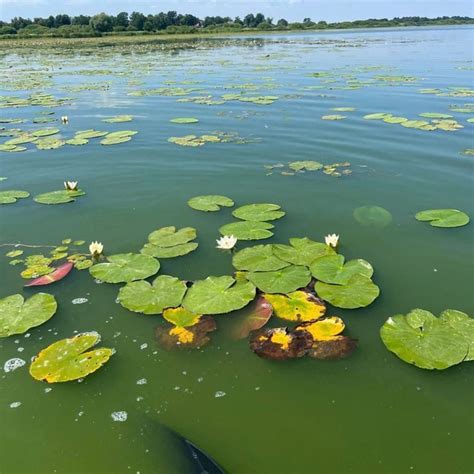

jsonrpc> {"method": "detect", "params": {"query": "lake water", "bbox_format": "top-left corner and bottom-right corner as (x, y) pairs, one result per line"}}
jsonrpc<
(0, 26), (473, 473)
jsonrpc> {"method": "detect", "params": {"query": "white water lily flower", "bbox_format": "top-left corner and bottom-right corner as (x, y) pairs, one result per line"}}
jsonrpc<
(64, 181), (78, 191)
(89, 241), (104, 256)
(61, 116), (68, 124)
(216, 235), (237, 250)
(325, 233), (339, 248)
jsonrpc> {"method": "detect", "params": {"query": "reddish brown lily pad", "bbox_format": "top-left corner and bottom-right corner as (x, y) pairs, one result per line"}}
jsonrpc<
(230, 295), (273, 340)
(24, 261), (73, 287)
(155, 315), (216, 350)
(249, 327), (313, 360)
(308, 335), (357, 360)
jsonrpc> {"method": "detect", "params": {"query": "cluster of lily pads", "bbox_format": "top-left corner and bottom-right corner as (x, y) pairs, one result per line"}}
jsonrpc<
(0, 126), (138, 152)
(363, 112), (464, 131)
(0, 184), (86, 205)
(168, 131), (259, 147)
(264, 160), (352, 177)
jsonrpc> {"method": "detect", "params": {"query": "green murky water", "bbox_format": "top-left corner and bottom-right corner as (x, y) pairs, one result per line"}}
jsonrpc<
(1, 27), (473, 473)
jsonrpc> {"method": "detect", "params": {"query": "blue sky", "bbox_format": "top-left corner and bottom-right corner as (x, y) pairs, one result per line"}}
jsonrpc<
(1, 0), (473, 22)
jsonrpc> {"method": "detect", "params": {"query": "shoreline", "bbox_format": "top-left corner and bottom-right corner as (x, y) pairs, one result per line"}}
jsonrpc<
(0, 23), (473, 48)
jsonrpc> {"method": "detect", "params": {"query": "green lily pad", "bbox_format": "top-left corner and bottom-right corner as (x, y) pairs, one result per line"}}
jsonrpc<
(147, 226), (196, 247)
(219, 221), (274, 240)
(315, 274), (380, 309)
(100, 136), (131, 145)
(232, 203), (285, 222)
(364, 113), (391, 120)
(246, 265), (311, 294)
(187, 195), (234, 212)
(75, 130), (108, 139)
(104, 130), (137, 139)
(0, 293), (57, 337)
(32, 128), (60, 137)
(232, 244), (290, 272)
(34, 190), (85, 205)
(118, 275), (187, 314)
(0, 144), (21, 151)
(65, 138), (88, 146)
(273, 237), (335, 266)
(170, 117), (199, 124)
(89, 253), (160, 283)
(310, 254), (374, 285)
(415, 209), (469, 228)
(439, 309), (474, 360)
(36, 138), (65, 150)
(288, 161), (323, 171)
(321, 114), (346, 120)
(353, 205), (393, 228)
(29, 331), (114, 383)
(183, 275), (256, 315)
(102, 115), (133, 123)
(162, 307), (201, 327)
(419, 113), (453, 119)
(380, 309), (471, 370)
(141, 242), (198, 258)
(0, 190), (30, 204)
(6, 250), (23, 258)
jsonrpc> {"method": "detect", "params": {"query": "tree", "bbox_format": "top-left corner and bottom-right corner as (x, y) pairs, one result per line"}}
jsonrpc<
(10, 17), (32, 30)
(115, 12), (129, 28)
(55, 14), (71, 26)
(303, 17), (312, 23)
(130, 11), (146, 30)
(90, 13), (114, 32)
(255, 13), (265, 25)
(277, 18), (288, 27)
(243, 14), (255, 27)
(72, 15), (91, 26)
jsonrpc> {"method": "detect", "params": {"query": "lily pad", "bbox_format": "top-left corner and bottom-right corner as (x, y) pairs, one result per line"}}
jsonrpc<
(90, 253), (160, 283)
(75, 130), (108, 139)
(296, 316), (345, 340)
(230, 295), (273, 339)
(170, 117), (199, 124)
(163, 307), (201, 327)
(232, 245), (289, 272)
(102, 115), (133, 123)
(232, 203), (285, 222)
(187, 195), (234, 212)
(32, 128), (59, 137)
(65, 138), (88, 146)
(118, 275), (186, 314)
(0, 293), (57, 337)
(380, 309), (471, 370)
(288, 161), (323, 171)
(315, 274), (380, 309)
(29, 332), (114, 383)
(141, 242), (198, 258)
(100, 136), (131, 145)
(246, 265), (311, 294)
(415, 209), (469, 228)
(249, 327), (313, 360)
(353, 205), (393, 228)
(264, 291), (326, 322)
(147, 226), (196, 247)
(219, 221), (274, 240)
(155, 315), (216, 349)
(439, 309), (474, 360)
(183, 275), (256, 315)
(273, 237), (335, 266)
(0, 190), (29, 204)
(310, 254), (374, 285)
(34, 190), (85, 205)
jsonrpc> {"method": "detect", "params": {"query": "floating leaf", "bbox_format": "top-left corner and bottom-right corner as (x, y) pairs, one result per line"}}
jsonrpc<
(147, 226), (196, 247)
(65, 138), (88, 146)
(315, 274), (380, 309)
(230, 295), (273, 339)
(183, 275), (256, 315)
(75, 129), (108, 139)
(273, 237), (335, 266)
(439, 309), (474, 360)
(29, 332), (114, 383)
(24, 262), (73, 287)
(187, 195), (234, 212)
(0, 293), (57, 337)
(100, 136), (131, 145)
(353, 205), (393, 228)
(296, 316), (345, 340)
(32, 128), (59, 137)
(232, 244), (289, 272)
(74, 259), (93, 270)
(380, 309), (471, 370)
(232, 203), (285, 222)
(90, 253), (159, 283)
(6, 250), (23, 258)
(310, 254), (374, 285)
(419, 112), (453, 119)
(415, 209), (469, 228)
(34, 189), (85, 205)
(249, 327), (313, 360)
(288, 161), (323, 171)
(264, 291), (326, 322)
(321, 114), (346, 120)
(246, 265), (311, 294)
(118, 275), (187, 315)
(162, 307), (201, 327)
(170, 117), (199, 124)
(155, 315), (216, 349)
(102, 115), (133, 123)
(219, 221), (274, 240)
(141, 242), (198, 258)
(0, 190), (30, 205)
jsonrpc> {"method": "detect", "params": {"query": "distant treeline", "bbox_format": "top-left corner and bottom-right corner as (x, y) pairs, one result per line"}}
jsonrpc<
(0, 12), (472, 38)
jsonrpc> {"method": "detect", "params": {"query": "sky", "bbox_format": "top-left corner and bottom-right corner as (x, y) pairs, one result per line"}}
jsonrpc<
(1, 0), (473, 23)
